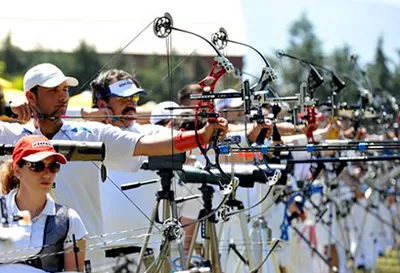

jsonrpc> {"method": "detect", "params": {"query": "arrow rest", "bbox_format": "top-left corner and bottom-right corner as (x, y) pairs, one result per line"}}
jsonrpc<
(153, 12), (173, 38)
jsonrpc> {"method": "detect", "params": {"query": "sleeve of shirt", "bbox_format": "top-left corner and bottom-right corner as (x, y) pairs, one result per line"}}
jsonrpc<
(64, 208), (88, 248)
(0, 121), (30, 144)
(99, 124), (147, 172)
(134, 124), (175, 136)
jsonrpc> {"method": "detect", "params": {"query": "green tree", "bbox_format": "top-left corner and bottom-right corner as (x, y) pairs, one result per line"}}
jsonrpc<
(367, 36), (393, 94)
(390, 50), (400, 99)
(328, 44), (351, 76)
(25, 50), (76, 76)
(70, 40), (102, 96)
(327, 44), (358, 103)
(10, 75), (24, 91)
(0, 60), (5, 76)
(137, 51), (207, 103)
(192, 55), (208, 80)
(0, 33), (27, 77)
(280, 12), (325, 98)
(100, 48), (138, 74)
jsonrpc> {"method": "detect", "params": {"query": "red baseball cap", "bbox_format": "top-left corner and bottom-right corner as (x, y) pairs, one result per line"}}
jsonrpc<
(12, 135), (67, 169)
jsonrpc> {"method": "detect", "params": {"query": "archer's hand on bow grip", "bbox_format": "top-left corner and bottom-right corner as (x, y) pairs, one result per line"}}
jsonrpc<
(200, 117), (228, 143)
(326, 116), (342, 139)
(344, 127), (367, 140)
(247, 119), (273, 144)
(10, 101), (32, 123)
(288, 201), (308, 221)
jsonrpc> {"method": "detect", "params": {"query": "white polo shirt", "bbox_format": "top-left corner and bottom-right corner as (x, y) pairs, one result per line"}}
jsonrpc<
(0, 120), (145, 269)
(0, 189), (87, 270)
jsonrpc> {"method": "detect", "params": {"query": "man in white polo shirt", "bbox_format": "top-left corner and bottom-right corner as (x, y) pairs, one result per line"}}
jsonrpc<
(3, 63), (228, 271)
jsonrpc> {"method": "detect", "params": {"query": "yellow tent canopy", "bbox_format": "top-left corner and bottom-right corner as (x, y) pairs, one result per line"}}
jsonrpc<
(0, 77), (13, 89)
(3, 88), (26, 105)
(68, 91), (93, 109)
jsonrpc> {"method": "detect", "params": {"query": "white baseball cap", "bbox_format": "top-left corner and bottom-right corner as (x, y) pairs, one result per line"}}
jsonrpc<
(215, 89), (244, 111)
(107, 79), (146, 97)
(23, 63), (79, 92)
(150, 101), (182, 125)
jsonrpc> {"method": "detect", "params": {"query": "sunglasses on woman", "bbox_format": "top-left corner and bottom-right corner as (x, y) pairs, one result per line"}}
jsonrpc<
(24, 161), (61, 174)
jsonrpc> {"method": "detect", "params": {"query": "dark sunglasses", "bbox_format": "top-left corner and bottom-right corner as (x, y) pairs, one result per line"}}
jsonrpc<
(24, 161), (61, 174)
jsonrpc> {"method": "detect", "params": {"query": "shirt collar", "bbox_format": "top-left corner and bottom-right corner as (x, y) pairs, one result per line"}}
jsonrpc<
(33, 121), (71, 136)
(8, 189), (56, 217)
(40, 194), (56, 216)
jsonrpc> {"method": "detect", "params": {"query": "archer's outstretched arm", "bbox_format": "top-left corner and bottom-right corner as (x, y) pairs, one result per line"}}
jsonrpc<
(133, 118), (228, 156)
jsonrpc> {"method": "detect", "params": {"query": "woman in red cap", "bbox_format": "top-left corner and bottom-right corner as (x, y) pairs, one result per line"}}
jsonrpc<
(0, 135), (87, 272)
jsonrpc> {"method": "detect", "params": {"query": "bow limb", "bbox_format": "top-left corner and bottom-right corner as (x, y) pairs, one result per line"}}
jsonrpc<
(210, 29), (291, 230)
(211, 27), (277, 91)
(154, 13), (236, 185)
(211, 27), (286, 183)
(151, 13), (245, 237)
(211, 27), (281, 148)
(195, 58), (231, 180)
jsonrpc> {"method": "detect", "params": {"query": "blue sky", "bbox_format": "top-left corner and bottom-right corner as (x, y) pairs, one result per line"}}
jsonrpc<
(241, 0), (400, 75)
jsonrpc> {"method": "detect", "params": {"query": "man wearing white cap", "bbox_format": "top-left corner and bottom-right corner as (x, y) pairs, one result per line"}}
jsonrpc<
(4, 63), (229, 271)
(83, 71), (195, 267)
